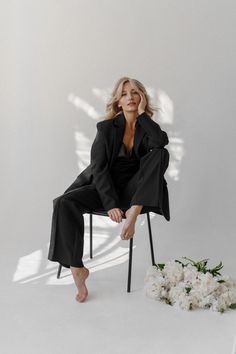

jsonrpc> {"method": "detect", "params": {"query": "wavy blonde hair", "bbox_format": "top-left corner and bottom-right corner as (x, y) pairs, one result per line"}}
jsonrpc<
(101, 76), (158, 120)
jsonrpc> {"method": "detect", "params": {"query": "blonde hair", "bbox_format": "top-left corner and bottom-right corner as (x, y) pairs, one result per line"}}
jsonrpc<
(101, 76), (158, 120)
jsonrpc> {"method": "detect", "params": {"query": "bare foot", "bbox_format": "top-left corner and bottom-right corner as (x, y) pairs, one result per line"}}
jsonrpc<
(70, 266), (90, 303)
(120, 208), (137, 240)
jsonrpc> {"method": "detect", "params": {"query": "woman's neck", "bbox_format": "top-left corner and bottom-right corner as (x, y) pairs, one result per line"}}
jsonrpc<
(123, 111), (138, 130)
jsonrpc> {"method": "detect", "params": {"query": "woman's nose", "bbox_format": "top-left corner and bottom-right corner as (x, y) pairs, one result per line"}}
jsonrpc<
(127, 92), (134, 99)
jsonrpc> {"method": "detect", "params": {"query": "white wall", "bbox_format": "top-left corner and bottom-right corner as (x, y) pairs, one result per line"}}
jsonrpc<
(1, 0), (236, 282)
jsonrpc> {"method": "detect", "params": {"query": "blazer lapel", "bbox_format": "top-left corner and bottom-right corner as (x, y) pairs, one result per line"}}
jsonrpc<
(111, 112), (126, 166)
(133, 121), (146, 158)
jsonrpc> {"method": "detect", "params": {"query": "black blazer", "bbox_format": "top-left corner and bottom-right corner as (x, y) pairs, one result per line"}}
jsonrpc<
(64, 111), (170, 218)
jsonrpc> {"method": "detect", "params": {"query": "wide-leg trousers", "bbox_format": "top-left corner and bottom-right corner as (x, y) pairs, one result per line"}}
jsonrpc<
(47, 147), (170, 269)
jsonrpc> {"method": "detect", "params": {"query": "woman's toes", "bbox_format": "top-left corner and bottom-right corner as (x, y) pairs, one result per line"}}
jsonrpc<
(75, 287), (88, 303)
(126, 232), (134, 240)
(76, 294), (87, 303)
(76, 294), (85, 303)
(121, 222), (135, 240)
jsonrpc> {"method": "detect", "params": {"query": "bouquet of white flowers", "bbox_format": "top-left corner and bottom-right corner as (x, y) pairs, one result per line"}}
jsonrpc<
(144, 257), (236, 313)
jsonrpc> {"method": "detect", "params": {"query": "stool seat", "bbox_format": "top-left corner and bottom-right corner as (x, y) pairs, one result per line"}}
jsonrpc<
(57, 211), (156, 292)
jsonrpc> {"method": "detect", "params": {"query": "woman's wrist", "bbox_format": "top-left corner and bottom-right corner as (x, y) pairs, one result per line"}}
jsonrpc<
(138, 110), (145, 115)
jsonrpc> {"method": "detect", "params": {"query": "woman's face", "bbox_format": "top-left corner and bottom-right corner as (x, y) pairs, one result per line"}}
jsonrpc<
(118, 81), (141, 113)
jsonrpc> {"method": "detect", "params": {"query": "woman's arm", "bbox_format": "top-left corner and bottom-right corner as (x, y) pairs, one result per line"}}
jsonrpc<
(90, 128), (119, 211)
(137, 112), (169, 148)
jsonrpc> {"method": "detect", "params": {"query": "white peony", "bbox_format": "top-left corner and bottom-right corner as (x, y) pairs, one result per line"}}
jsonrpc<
(173, 292), (192, 311)
(197, 272), (219, 297)
(162, 261), (184, 285)
(145, 282), (162, 300)
(144, 266), (162, 283)
(183, 264), (199, 284)
(211, 297), (228, 312)
(144, 258), (236, 312)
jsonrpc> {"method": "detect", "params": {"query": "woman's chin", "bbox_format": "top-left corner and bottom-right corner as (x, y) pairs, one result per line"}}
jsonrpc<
(125, 106), (138, 113)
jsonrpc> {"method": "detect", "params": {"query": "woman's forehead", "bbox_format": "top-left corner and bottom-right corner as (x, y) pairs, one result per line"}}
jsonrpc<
(122, 81), (137, 90)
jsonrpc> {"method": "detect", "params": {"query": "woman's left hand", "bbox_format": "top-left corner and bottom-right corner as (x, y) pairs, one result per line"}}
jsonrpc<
(137, 90), (147, 115)
(107, 208), (124, 223)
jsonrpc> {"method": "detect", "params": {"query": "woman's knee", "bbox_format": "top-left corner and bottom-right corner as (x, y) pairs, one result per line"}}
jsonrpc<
(53, 193), (70, 207)
(149, 147), (169, 160)
(53, 195), (63, 207)
(149, 146), (168, 153)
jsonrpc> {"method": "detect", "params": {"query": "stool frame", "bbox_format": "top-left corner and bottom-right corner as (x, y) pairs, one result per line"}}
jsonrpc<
(56, 212), (156, 292)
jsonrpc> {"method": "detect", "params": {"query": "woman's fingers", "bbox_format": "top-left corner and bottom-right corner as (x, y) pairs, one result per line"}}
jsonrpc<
(118, 209), (124, 222)
(108, 210), (115, 222)
(114, 209), (122, 223)
(108, 208), (123, 223)
(137, 90), (146, 113)
(111, 211), (118, 222)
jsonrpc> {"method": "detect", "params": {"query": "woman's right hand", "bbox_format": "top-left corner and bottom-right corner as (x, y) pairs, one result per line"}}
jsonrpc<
(108, 208), (124, 223)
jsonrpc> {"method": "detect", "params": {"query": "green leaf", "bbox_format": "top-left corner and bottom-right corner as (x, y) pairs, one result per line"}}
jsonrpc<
(229, 303), (236, 309)
(156, 263), (165, 270)
(185, 287), (191, 294)
(175, 259), (185, 267)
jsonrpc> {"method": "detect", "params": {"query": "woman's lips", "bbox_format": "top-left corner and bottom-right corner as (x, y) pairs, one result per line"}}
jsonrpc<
(128, 102), (136, 105)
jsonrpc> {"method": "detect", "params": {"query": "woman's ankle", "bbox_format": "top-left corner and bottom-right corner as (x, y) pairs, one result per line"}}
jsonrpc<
(70, 265), (85, 272)
(129, 205), (143, 215)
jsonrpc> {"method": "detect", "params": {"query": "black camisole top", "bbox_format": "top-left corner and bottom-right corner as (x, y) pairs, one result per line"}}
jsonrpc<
(110, 142), (140, 193)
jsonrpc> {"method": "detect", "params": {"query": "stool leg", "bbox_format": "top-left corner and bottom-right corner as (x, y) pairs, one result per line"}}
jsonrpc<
(147, 212), (156, 265)
(90, 214), (93, 259)
(127, 237), (133, 293)
(57, 264), (62, 279)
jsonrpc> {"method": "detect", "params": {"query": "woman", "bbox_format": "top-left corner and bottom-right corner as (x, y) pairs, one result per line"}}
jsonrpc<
(48, 77), (170, 303)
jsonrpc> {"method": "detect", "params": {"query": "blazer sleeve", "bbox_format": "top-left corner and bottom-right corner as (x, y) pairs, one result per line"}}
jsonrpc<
(137, 112), (169, 148)
(90, 127), (119, 211)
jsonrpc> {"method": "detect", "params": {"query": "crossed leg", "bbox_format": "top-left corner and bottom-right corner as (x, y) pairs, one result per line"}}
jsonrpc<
(119, 148), (169, 240)
(120, 205), (143, 240)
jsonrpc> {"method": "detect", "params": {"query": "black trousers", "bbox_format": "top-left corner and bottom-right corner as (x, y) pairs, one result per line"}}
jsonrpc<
(48, 148), (169, 268)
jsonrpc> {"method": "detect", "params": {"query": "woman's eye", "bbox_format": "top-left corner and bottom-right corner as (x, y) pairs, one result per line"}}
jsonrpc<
(122, 92), (138, 96)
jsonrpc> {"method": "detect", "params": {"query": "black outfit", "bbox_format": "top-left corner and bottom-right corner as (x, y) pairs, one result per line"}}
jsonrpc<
(48, 111), (170, 269)
(110, 142), (140, 195)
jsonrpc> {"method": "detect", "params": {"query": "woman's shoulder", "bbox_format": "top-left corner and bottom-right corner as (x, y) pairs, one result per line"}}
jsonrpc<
(96, 117), (115, 131)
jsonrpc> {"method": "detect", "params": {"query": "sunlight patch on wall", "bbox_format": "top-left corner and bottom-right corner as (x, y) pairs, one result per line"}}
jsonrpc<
(74, 131), (90, 171)
(46, 241), (133, 285)
(68, 86), (184, 183)
(68, 93), (100, 120)
(12, 250), (42, 282)
(155, 89), (174, 125)
(83, 232), (122, 258)
(12, 224), (133, 284)
(168, 135), (185, 181)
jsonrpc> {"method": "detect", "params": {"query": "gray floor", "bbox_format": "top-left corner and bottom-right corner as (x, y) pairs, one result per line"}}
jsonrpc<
(1, 214), (236, 354)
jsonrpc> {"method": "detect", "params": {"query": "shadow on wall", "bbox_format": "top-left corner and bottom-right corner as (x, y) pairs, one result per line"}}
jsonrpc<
(68, 86), (184, 181)
(12, 214), (149, 285)
(12, 86), (185, 285)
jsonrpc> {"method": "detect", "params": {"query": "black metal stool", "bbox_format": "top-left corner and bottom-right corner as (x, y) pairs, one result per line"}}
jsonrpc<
(57, 211), (156, 292)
